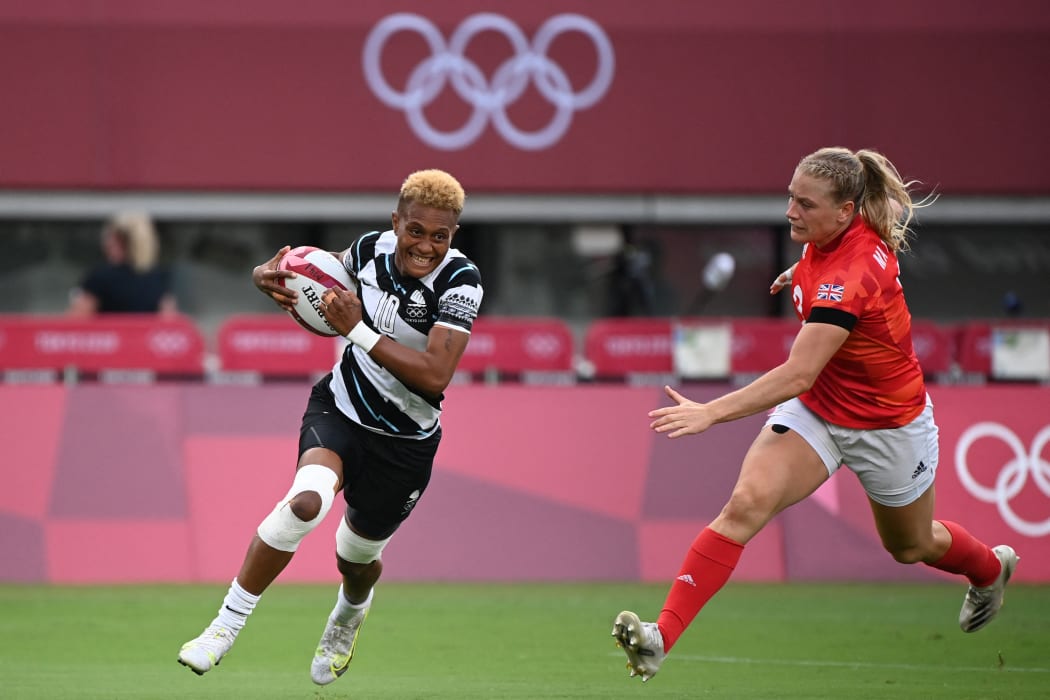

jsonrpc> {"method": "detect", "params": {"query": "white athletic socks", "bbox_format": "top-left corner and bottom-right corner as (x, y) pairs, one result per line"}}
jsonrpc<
(215, 578), (261, 632)
(332, 584), (373, 624)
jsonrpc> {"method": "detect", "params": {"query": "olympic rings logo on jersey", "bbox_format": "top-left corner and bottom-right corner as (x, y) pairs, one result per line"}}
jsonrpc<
(362, 12), (615, 151)
(405, 304), (428, 319)
(955, 422), (1050, 537)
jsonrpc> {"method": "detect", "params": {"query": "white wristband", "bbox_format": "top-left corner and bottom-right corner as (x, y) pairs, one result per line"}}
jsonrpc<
(346, 321), (381, 352)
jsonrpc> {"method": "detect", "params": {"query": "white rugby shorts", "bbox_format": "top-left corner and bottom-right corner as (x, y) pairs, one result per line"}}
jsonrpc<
(765, 395), (938, 507)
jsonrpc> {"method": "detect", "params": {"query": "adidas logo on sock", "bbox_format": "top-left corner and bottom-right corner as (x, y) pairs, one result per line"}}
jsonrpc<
(676, 574), (696, 587)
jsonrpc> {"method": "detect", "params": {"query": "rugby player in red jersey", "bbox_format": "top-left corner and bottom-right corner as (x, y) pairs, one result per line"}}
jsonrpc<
(612, 147), (1018, 682)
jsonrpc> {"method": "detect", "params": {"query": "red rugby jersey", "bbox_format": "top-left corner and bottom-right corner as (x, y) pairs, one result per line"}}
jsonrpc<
(789, 217), (926, 429)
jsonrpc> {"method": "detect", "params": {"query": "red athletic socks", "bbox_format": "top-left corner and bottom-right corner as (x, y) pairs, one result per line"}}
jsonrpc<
(931, 520), (1001, 587)
(657, 527), (744, 652)
(653, 520), (995, 653)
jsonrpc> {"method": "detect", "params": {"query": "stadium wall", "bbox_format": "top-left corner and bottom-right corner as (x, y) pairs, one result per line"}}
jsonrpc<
(2, 382), (1047, 584)
(1, 1), (1048, 195)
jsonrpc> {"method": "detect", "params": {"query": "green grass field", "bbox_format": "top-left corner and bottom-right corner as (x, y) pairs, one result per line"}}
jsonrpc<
(1, 581), (1047, 699)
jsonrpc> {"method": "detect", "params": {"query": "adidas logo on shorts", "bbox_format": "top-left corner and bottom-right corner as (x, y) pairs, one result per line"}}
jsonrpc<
(401, 489), (421, 515)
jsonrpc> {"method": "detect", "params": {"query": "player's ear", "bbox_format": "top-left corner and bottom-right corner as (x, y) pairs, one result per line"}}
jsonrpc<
(391, 211), (399, 231)
(839, 200), (855, 223)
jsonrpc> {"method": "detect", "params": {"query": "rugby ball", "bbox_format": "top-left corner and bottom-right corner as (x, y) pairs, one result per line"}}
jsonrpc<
(277, 246), (355, 337)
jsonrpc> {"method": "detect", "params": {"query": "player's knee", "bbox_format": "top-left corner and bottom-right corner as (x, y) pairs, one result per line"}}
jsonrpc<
(335, 517), (391, 564)
(337, 557), (382, 580)
(885, 543), (925, 564)
(289, 490), (322, 522)
(257, 465), (338, 552)
(721, 487), (771, 527)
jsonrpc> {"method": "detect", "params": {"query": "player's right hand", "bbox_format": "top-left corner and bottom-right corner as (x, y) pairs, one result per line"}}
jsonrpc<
(253, 245), (298, 311)
(649, 385), (715, 438)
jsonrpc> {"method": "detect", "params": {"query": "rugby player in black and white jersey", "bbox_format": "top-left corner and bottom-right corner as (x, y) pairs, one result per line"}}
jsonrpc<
(178, 170), (482, 687)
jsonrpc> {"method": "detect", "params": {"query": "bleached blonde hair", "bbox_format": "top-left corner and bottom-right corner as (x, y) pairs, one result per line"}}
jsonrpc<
(398, 169), (466, 216)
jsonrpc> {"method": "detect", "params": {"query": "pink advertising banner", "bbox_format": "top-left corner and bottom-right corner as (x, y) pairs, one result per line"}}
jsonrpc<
(0, 314), (204, 375)
(0, 382), (1047, 584)
(1, 1), (1047, 193)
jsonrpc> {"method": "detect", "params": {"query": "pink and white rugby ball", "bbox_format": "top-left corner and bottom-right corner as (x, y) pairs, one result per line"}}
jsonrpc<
(277, 246), (354, 337)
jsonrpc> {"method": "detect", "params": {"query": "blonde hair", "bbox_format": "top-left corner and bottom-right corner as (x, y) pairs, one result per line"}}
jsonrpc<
(796, 147), (935, 253)
(398, 169), (466, 216)
(106, 211), (159, 272)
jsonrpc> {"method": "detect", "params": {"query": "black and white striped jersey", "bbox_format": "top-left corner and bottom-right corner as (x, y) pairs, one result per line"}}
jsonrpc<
(328, 230), (483, 439)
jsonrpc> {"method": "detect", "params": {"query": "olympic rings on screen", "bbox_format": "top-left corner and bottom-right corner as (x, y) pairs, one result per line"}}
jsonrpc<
(362, 13), (615, 150)
(955, 422), (1050, 537)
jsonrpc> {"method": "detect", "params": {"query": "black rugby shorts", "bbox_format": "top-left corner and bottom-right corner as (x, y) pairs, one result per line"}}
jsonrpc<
(299, 377), (439, 539)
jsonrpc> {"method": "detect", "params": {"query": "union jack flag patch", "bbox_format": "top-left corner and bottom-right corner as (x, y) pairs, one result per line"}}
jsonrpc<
(817, 283), (844, 302)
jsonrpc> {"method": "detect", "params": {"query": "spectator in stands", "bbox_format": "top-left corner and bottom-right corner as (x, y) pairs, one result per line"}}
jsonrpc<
(612, 147), (1018, 682)
(607, 226), (658, 316)
(177, 170), (483, 687)
(68, 211), (176, 315)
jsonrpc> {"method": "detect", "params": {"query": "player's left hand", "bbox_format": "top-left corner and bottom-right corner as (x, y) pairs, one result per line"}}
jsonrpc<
(649, 385), (715, 438)
(319, 286), (364, 336)
(769, 262), (797, 295)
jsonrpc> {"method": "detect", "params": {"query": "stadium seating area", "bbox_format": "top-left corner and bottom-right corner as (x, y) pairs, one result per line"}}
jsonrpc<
(1, 313), (1048, 385)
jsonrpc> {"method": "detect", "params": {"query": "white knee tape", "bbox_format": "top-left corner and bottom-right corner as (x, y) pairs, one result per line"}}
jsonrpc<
(257, 465), (338, 552)
(335, 517), (391, 564)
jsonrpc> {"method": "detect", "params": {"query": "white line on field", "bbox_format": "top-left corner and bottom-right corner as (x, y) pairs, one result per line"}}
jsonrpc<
(610, 653), (1050, 674)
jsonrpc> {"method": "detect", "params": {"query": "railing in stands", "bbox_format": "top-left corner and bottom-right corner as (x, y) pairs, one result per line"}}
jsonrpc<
(1, 314), (1046, 384)
(215, 313), (340, 381)
(0, 314), (205, 383)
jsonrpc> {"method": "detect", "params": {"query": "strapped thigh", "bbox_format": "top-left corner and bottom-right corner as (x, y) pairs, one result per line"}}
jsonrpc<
(765, 398), (843, 476)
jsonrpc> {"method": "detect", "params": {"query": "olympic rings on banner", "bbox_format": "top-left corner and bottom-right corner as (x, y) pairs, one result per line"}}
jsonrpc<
(955, 422), (1050, 537)
(362, 13), (615, 150)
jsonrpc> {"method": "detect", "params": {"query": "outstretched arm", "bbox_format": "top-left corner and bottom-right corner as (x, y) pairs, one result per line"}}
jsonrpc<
(649, 320), (848, 438)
